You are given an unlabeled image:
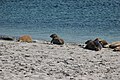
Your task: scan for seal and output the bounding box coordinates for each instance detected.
[0,35,15,41]
[109,42,120,49]
[50,34,64,45]
[85,40,92,44]
[85,38,103,51]
[85,40,97,51]
[113,46,120,51]
[97,38,108,47]
[94,38,103,50]
[18,35,32,43]
[106,41,120,51]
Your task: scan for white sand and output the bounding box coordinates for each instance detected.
[0,40,120,80]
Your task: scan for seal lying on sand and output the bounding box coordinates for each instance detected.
[18,35,32,43]
[85,40,98,51]
[97,38,108,47]
[50,34,64,45]
[0,35,34,43]
[85,38,103,51]
[113,46,120,51]
[109,42,120,49]
[94,38,103,50]
[105,41,120,51]
[0,35,16,41]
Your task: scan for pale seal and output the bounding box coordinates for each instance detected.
[18,35,32,43]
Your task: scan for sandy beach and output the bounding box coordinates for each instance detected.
[0,40,120,80]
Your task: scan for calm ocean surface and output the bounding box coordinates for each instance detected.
[0,0,120,43]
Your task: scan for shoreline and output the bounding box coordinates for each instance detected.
[0,40,119,80]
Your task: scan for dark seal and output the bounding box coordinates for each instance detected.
[50,34,64,45]
[0,35,16,41]
[85,38,103,51]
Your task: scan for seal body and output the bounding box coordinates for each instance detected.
[97,38,108,47]
[0,35,15,41]
[94,38,103,50]
[85,38,103,51]
[85,40,99,51]
[107,41,120,51]
[18,35,32,43]
[50,34,64,45]
[109,42,120,49]
[113,46,120,51]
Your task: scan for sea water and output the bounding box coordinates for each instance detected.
[0,0,120,43]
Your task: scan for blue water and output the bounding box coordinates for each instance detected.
[0,0,120,43]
